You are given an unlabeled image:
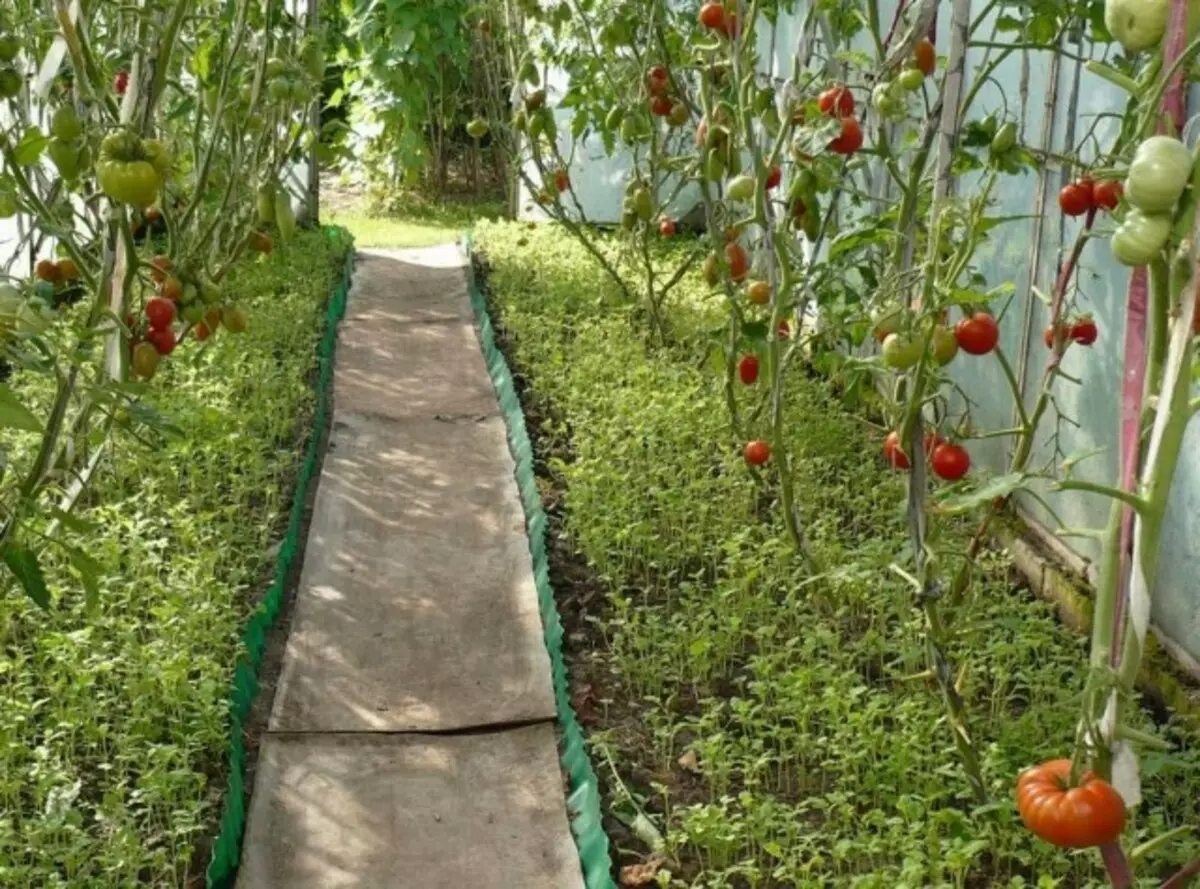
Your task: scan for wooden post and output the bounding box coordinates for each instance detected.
[306,0,320,224]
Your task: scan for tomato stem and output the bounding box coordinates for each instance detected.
[1160,858,1200,889]
[1101,842,1135,889]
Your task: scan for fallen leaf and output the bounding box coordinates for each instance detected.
[620,855,666,887]
[677,749,701,774]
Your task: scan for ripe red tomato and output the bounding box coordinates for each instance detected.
[725,242,749,283]
[554,169,569,193]
[1016,759,1126,848]
[659,217,676,237]
[194,322,212,342]
[954,312,1000,355]
[57,259,79,281]
[1092,179,1122,211]
[882,431,910,469]
[1043,325,1063,349]
[818,85,855,118]
[1072,318,1098,345]
[698,2,727,31]
[765,165,781,190]
[914,39,936,76]
[738,354,759,384]
[647,65,669,96]
[829,117,863,154]
[114,71,129,96]
[1058,181,1092,217]
[145,296,176,331]
[778,319,791,339]
[743,439,770,466]
[930,442,970,481]
[147,327,176,355]
[650,95,672,116]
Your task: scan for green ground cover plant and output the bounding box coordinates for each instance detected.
[0,229,351,888]
[474,218,1200,889]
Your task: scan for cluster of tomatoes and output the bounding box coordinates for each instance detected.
[1058,176,1122,217]
[1044,316,1098,349]
[881,429,971,481]
[127,252,247,380]
[34,257,81,289]
[646,65,688,125]
[816,85,863,155]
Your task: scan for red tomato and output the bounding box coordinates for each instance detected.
[738,354,759,384]
[882,431,910,469]
[650,95,672,116]
[930,442,970,481]
[923,431,944,455]
[150,255,173,284]
[146,326,176,356]
[160,276,183,303]
[914,39,936,76]
[778,319,791,339]
[114,70,129,96]
[194,322,212,342]
[698,2,727,31]
[829,117,863,154]
[554,169,569,193]
[743,439,770,466]
[818,85,855,118]
[1016,759,1125,848]
[35,259,62,283]
[725,242,749,283]
[954,312,1000,355]
[1092,179,1122,211]
[765,164,781,190]
[1043,325,1063,349]
[1058,182,1092,217]
[1072,318,1098,345]
[659,217,676,237]
[647,65,669,96]
[145,296,176,331]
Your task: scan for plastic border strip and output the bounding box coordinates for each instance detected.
[206,226,356,889]
[462,232,617,889]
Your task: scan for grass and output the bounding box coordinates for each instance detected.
[328,189,504,247]
[0,229,352,888]
[472,218,1200,889]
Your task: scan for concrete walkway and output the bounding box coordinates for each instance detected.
[236,245,584,889]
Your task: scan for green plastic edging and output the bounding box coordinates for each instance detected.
[462,232,618,889]
[206,225,356,889]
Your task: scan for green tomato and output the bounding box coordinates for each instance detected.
[268,78,291,101]
[897,67,925,91]
[466,118,489,139]
[0,36,19,63]
[727,174,756,202]
[201,280,224,306]
[96,159,160,207]
[872,82,903,118]
[300,39,324,80]
[1105,0,1168,52]
[257,183,276,224]
[47,139,82,180]
[181,303,204,324]
[667,102,688,128]
[871,305,906,340]
[881,333,924,370]
[265,57,289,79]
[0,64,20,99]
[1110,209,1172,266]
[51,105,82,140]
[1125,135,1193,213]
[632,186,653,220]
[930,325,959,365]
[990,121,1017,155]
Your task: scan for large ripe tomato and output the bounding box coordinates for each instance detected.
[931,442,970,480]
[954,312,1000,355]
[914,39,936,76]
[1092,179,1123,211]
[698,2,727,31]
[145,296,176,331]
[882,431,910,469]
[738,354,759,384]
[817,85,855,118]
[829,117,863,154]
[743,439,770,466]
[1058,181,1092,217]
[725,242,749,283]
[1016,759,1126,848]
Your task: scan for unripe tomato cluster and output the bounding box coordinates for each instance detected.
[1110,135,1193,267]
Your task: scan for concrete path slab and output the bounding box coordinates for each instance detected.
[270,411,555,732]
[346,248,473,324]
[334,319,499,420]
[235,725,584,889]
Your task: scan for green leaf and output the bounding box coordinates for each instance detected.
[13,127,49,166]
[50,506,99,535]
[66,546,102,611]
[0,385,43,432]
[4,544,49,609]
[936,473,1028,514]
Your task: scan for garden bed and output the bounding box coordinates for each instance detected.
[472,219,1200,889]
[0,229,353,889]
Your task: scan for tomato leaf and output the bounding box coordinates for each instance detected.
[13,127,49,166]
[0,385,44,432]
[935,473,1028,514]
[4,544,49,609]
